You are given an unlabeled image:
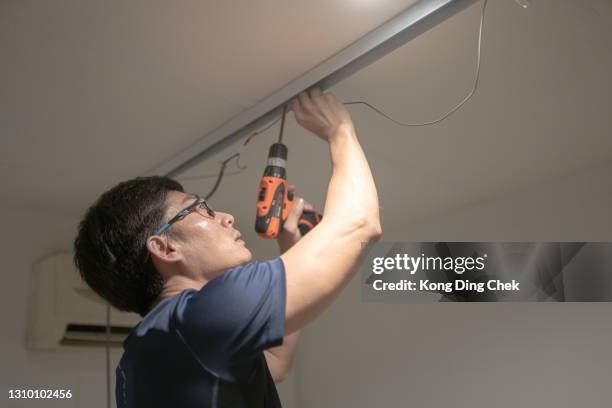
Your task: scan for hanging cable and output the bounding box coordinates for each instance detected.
[344,0,487,127]
[201,153,240,200]
[245,117,281,145]
[182,116,281,200]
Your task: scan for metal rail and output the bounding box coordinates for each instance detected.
[146,0,478,178]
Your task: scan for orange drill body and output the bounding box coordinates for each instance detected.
[255,176,291,238]
[255,105,321,239]
[255,142,321,239]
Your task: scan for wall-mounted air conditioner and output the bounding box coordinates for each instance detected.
[27,252,141,350]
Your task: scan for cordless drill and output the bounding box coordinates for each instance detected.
[255,105,322,239]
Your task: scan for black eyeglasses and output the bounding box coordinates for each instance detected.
[153,195,215,236]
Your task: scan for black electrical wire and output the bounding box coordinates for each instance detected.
[204,153,240,200]
[179,117,281,199]
[344,0,487,126]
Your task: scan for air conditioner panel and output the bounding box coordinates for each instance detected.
[27,252,141,350]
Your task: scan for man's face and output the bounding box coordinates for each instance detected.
[161,190,252,280]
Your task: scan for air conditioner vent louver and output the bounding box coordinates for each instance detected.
[60,324,132,347]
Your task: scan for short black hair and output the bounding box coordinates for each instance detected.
[74,176,184,317]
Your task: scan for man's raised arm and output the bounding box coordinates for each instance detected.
[281,88,382,335]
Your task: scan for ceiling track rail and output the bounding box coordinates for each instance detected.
[146,0,478,178]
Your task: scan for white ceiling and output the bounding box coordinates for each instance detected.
[1,0,611,257]
[0,0,420,214]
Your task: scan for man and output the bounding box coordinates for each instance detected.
[74,89,381,407]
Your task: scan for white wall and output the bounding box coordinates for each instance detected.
[294,161,612,408]
[0,207,107,408]
[0,206,298,408]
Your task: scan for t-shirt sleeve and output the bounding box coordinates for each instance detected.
[174,257,286,381]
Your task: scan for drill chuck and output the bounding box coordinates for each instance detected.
[263,143,288,180]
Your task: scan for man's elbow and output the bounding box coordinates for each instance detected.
[273,367,291,384]
[356,217,382,242]
[369,221,383,242]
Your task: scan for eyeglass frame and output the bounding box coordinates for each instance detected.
[153,195,215,236]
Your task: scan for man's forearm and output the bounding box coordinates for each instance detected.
[265,330,302,382]
[323,123,380,236]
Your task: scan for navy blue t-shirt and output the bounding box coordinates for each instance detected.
[116,258,286,408]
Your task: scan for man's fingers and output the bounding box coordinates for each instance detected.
[292,98,302,117]
[291,98,299,111]
[309,87,322,98]
[284,198,304,232]
[303,201,314,212]
[298,91,312,109]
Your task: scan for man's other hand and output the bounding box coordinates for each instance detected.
[277,185,314,254]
